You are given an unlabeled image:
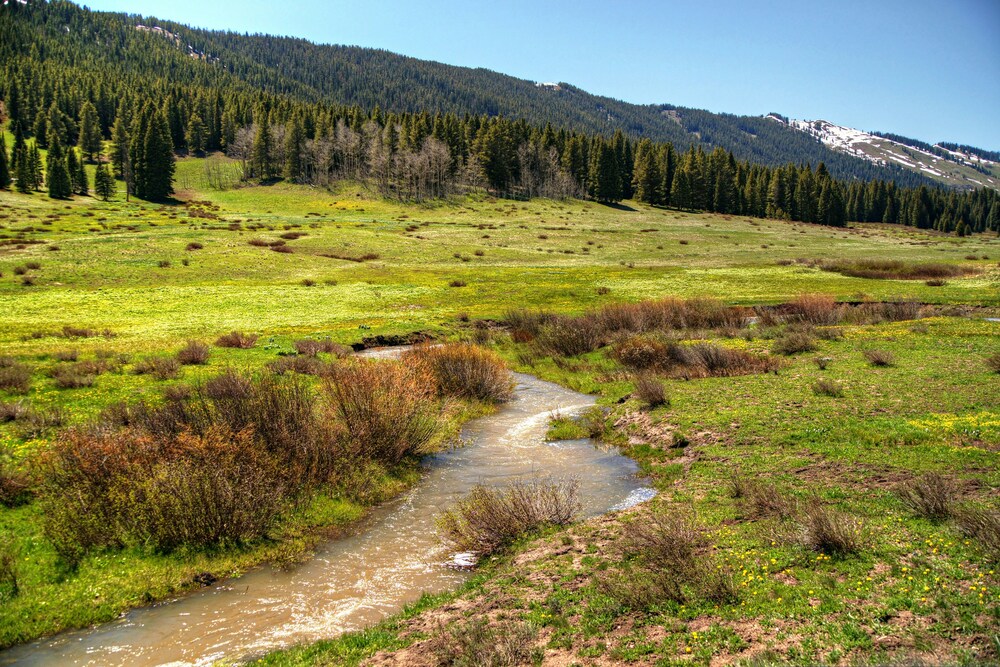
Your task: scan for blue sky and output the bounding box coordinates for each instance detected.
[82,0,1000,149]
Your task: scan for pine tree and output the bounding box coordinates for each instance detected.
[251,119,274,180]
[68,148,88,195]
[186,113,207,156]
[0,135,10,189]
[32,109,48,149]
[46,137,72,199]
[111,106,130,179]
[631,139,660,204]
[94,161,115,201]
[588,139,620,202]
[988,201,1000,236]
[284,115,304,180]
[78,101,103,162]
[138,108,176,200]
[28,144,44,191]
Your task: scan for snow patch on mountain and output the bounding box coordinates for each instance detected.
[765,115,998,190]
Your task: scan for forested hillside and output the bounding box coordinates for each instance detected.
[0,0,939,187]
[2,0,998,234]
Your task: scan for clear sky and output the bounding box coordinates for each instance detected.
[80,0,1000,149]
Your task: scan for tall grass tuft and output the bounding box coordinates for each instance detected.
[894,473,958,522]
[403,343,514,403]
[438,479,580,557]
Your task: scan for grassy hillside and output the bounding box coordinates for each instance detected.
[0,155,998,662]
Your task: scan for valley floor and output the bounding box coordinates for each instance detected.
[0,160,998,664]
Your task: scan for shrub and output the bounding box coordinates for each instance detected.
[292,337,348,358]
[0,400,30,423]
[503,309,556,339]
[786,294,840,325]
[448,279,467,287]
[634,373,668,408]
[403,343,514,403]
[438,479,580,556]
[268,355,325,376]
[535,315,603,357]
[771,331,818,355]
[814,356,832,370]
[41,427,289,559]
[133,356,182,380]
[812,378,844,398]
[430,618,537,667]
[797,501,866,556]
[986,353,1000,374]
[177,340,211,365]
[863,349,895,367]
[603,509,739,606]
[613,335,669,370]
[50,364,97,389]
[729,474,795,520]
[323,360,439,465]
[925,279,947,287]
[16,407,66,439]
[215,331,258,349]
[0,462,31,507]
[54,349,79,362]
[953,506,1000,561]
[818,259,975,280]
[185,242,203,251]
[0,359,31,393]
[271,244,294,254]
[894,473,958,522]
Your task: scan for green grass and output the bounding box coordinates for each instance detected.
[1,152,999,661]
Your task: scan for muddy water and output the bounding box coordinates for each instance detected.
[2,361,652,667]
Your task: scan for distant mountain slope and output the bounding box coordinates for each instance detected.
[769,116,999,190]
[0,1,978,189]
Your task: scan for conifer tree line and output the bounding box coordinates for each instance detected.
[0,2,997,231]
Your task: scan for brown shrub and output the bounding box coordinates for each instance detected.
[729,474,796,520]
[0,359,31,394]
[50,364,97,389]
[0,400,30,423]
[41,427,288,560]
[438,479,580,556]
[448,279,467,287]
[268,355,326,376]
[403,343,514,403]
[953,506,1000,561]
[177,340,211,365]
[185,242,203,251]
[133,356,182,380]
[54,349,79,362]
[613,335,669,370]
[215,331,258,349]
[894,473,958,522]
[430,618,537,667]
[292,337,349,358]
[323,360,439,465]
[535,315,604,357]
[503,309,556,339]
[986,353,1000,374]
[771,331,818,355]
[785,294,840,325]
[270,244,294,254]
[812,378,844,398]
[819,259,975,280]
[863,349,895,367]
[0,462,32,508]
[797,501,866,556]
[634,373,668,408]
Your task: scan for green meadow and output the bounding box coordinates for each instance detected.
[1,153,999,662]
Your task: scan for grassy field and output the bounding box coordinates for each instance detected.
[1,152,999,662]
